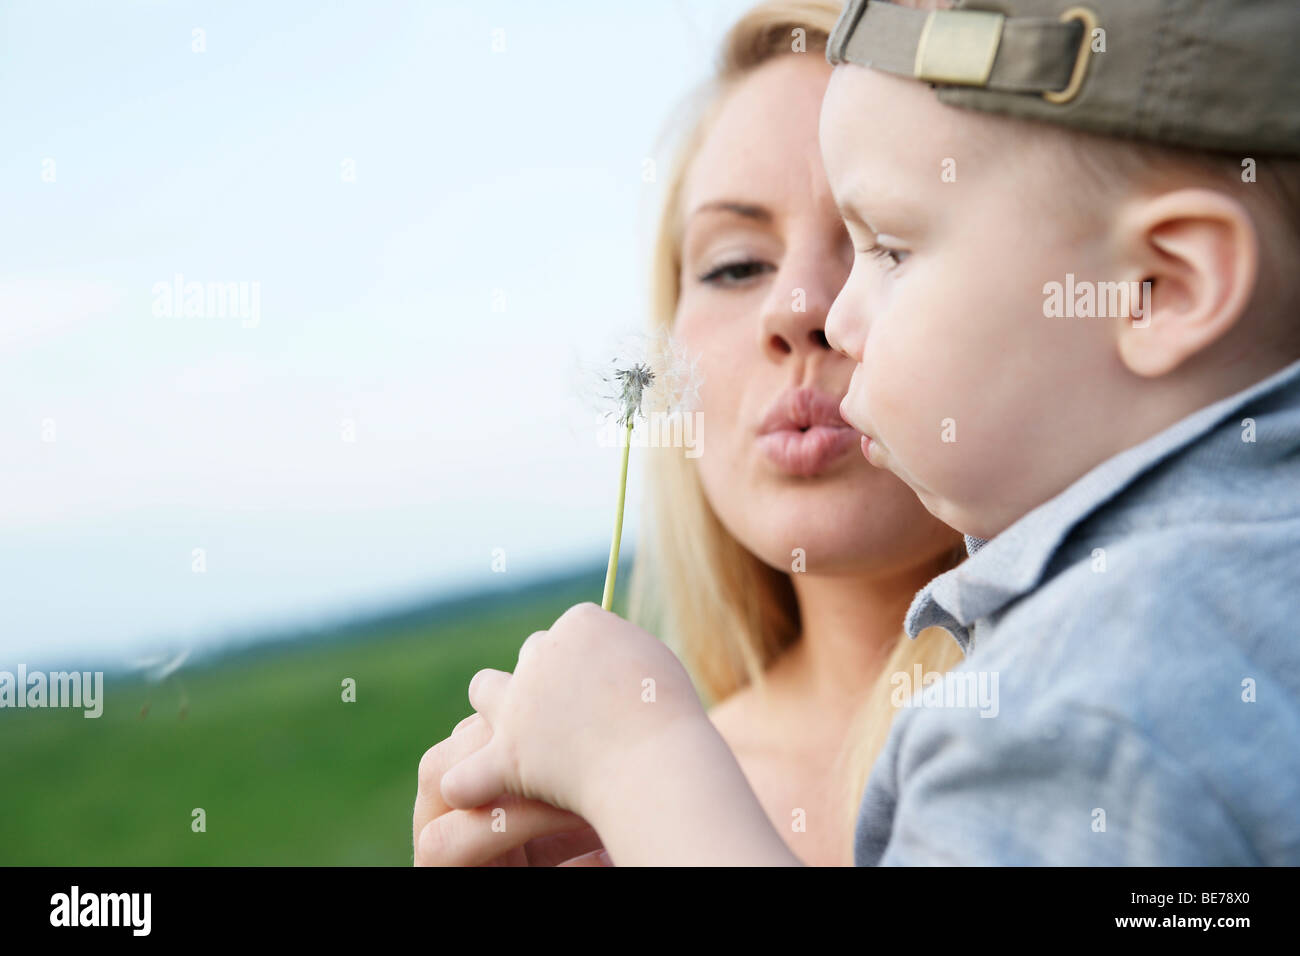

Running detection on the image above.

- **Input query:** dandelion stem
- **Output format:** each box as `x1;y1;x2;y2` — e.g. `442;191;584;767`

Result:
601;420;634;612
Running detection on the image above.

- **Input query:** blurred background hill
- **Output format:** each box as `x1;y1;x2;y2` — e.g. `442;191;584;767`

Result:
0;563;606;865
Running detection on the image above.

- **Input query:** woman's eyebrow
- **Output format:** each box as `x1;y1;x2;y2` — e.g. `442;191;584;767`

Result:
688;200;773;223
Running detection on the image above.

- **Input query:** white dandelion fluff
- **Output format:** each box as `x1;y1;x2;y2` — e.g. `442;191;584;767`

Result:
614;363;655;426
581;327;703;432
574;327;704;612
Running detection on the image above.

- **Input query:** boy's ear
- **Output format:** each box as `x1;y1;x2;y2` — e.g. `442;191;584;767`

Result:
1115;189;1259;378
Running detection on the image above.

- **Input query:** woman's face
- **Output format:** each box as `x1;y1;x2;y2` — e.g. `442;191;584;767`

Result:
674;53;958;576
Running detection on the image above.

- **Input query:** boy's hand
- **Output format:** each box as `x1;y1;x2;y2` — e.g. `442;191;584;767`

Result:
413;712;608;866
438;602;708;821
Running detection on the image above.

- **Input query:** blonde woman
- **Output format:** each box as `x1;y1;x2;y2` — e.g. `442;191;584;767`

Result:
413;0;964;866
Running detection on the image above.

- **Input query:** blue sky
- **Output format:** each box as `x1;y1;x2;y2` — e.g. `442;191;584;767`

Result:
0;0;758;667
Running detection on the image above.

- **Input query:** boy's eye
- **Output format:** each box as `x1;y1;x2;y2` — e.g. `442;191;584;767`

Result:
698;259;775;286
860;243;908;269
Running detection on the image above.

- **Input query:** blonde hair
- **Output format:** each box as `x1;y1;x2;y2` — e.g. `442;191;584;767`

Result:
625;0;966;859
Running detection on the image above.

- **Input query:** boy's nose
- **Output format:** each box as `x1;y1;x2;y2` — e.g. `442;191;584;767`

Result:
824;289;863;363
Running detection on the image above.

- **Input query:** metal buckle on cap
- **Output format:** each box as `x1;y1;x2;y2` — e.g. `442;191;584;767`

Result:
1043;6;1098;104
913;9;1005;87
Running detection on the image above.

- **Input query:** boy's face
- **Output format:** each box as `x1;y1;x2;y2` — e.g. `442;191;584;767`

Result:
820;64;1128;539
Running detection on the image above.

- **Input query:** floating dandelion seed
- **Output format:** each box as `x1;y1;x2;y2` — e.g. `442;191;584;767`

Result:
132;647;192;720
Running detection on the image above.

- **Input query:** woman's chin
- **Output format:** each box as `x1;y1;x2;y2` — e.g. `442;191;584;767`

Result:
742;514;921;575
701;466;949;572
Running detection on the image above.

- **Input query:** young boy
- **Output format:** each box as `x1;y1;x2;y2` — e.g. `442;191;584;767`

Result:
428;0;1300;865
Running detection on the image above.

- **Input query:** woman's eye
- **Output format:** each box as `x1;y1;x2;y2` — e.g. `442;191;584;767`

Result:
860;243;908;269
698;259;774;285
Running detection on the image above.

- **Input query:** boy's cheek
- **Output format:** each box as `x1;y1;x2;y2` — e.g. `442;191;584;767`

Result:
867;299;1022;518
869;354;971;485
860;323;933;422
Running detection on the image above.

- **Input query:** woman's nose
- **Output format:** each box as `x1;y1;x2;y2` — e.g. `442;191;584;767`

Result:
758;259;839;361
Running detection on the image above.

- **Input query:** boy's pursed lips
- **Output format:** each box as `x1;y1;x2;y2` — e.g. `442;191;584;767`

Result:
838;373;886;467
838;370;873;437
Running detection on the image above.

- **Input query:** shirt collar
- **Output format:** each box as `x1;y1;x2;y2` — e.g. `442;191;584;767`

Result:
906;356;1300;652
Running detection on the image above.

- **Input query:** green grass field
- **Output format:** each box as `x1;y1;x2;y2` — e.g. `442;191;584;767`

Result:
0;571;603;865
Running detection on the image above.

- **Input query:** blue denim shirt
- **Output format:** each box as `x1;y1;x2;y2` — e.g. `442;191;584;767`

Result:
855;356;1300;865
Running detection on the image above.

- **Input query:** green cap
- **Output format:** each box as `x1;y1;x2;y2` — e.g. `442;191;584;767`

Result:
826;0;1300;156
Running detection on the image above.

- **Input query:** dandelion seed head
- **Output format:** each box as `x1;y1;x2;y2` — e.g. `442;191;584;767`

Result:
615;363;655;425
577;327;703;433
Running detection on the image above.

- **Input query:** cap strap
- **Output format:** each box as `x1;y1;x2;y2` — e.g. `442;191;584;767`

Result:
829;1;1084;96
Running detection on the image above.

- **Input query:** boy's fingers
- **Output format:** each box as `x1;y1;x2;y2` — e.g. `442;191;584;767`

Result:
439;739;510;810
413;716;494;850
415;797;591;867
452;712;482;735
557;848;614;867
467;667;510;721
517;630;547;666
